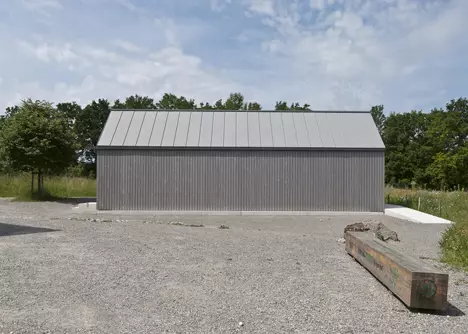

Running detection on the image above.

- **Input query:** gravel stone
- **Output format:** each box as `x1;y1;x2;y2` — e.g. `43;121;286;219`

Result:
0;198;467;333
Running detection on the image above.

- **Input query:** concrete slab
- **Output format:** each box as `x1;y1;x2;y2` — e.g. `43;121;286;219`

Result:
73;202;384;216
385;204;453;224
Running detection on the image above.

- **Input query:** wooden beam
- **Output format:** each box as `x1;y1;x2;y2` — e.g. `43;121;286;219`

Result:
345;231;448;310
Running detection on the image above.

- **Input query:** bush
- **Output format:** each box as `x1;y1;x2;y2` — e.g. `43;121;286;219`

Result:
440;223;468;269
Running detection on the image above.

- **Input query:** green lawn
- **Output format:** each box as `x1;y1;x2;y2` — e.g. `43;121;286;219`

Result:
386;187;468;270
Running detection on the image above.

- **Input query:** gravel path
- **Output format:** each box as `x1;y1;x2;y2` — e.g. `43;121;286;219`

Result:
0;199;467;333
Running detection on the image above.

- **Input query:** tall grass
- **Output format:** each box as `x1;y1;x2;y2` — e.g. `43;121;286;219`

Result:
386;187;468;270
0;173;96;200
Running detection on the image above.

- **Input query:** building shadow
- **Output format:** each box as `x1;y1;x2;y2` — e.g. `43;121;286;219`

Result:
0;223;59;237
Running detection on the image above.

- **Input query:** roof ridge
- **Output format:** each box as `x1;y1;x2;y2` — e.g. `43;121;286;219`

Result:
110;109;371;114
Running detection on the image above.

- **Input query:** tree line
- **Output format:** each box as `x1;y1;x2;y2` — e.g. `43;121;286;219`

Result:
0;93;467;191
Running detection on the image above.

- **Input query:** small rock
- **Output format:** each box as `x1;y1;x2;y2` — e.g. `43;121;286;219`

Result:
101;219;112;223
344;222;370;234
319;219;324;222
219;225;230;229
239;322;244;327
337;238;346;244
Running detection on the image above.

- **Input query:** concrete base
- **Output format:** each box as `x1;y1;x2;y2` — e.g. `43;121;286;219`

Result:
73;202;384;216
385;204;452;224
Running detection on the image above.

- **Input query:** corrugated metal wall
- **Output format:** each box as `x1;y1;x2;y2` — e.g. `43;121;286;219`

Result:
97;149;385;212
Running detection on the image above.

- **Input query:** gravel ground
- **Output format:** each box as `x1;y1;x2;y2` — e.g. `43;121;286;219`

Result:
0;199;467;334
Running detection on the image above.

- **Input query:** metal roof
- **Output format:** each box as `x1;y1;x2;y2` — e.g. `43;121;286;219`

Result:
97;110;385;149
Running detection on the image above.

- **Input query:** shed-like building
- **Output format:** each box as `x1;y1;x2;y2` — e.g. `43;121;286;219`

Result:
96;110;385;212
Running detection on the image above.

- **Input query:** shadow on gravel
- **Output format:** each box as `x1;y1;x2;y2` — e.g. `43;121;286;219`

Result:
411;303;466;317
50;197;96;205
0;223;59;237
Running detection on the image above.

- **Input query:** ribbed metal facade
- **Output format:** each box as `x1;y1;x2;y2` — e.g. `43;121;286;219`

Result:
97;149;385;212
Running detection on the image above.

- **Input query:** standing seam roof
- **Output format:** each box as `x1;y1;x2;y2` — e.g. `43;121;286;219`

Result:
97;110;385;149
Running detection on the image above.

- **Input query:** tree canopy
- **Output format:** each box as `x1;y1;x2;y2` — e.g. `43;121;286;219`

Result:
0;99;77;174
1;93;467;191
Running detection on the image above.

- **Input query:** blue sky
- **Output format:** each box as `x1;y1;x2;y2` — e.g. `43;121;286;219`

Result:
0;0;467;113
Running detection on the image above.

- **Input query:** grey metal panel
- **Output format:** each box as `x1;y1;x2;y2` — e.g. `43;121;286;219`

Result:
98;110;385;149
224;112;236;147
161;112;180;146
186;112;202;147
123;111;145;146
258;113;273;147
111;111;134;146
98;111;122;146
199;112;214;147
270;113;285;147
247;113;261;147
314;113;335;147
355;113;385;148
236;112;249;147
174;112;191;146
281;113;298;147
97;149;384;212
149;111;168;146
136;112;157;146
293;113;310;147
326;113;347;148
211;112;225;147
303;113;322;147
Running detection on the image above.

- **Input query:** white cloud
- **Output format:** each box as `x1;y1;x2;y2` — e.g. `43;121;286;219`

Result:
6;39;245;108
20;0;62;14
112;40;143;53
1;0;468;113
210;0;232;12
245;0;276;16
240;0;468;110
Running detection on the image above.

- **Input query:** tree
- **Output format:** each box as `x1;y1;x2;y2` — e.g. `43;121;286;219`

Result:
57;102;82;127
370;105;386;137
75;99;111;163
156;93;196;109
275;101;310;110
243;102;262;110
0;99;77;191
113;94;155;109
224;93;245;110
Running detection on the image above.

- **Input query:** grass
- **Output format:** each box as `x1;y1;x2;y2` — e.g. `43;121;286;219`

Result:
386;187;468;270
0;173;96;201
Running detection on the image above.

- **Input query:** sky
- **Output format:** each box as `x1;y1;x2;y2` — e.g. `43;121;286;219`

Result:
0;0;467;113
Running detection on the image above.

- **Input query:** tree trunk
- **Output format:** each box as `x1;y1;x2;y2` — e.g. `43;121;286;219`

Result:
31;172;35;194
38;170;42;194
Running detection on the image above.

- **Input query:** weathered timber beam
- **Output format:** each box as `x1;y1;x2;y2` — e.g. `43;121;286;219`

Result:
345;231;448;310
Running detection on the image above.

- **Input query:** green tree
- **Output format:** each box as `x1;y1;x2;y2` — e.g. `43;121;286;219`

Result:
156;93;196;109
198;102;214;109
0;100;77;189
275;101;310;110
75;99;111;162
113;94;155;109
57;102;82;127
384;111;432;186
370;105;386;137
224;93;245;110
243;102;262;110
